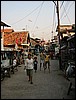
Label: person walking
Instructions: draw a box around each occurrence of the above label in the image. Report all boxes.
[25,54,34,84]
[44,53,50,73]
[33,56,38,73]
[40,51,45,71]
[13,56,18,71]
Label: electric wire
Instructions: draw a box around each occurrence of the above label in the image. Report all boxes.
[62,4,71,24]
[61,1,75,20]
[31,1,44,37]
[60,1,70,19]
[11,1,45,25]
[60,1,64,9]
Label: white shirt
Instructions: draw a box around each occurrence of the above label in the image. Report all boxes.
[13,59,16,66]
[25,58,33,69]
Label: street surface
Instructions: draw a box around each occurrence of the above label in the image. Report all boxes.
[1,55,75,99]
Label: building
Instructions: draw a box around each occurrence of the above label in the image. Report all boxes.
[1,21,11,51]
[56,24,75,70]
[1,28,30,51]
[56,24,75,39]
[1,28,14,33]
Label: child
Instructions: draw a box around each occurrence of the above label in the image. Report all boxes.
[44,53,50,73]
[33,56,38,73]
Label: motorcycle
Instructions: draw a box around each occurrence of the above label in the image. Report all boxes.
[1,62,11,80]
[3,67,11,78]
[66,62,75,78]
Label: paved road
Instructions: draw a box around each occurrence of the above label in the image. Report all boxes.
[1,56,75,99]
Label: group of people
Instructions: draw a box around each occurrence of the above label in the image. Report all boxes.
[40,51,51,73]
[24,51,51,84]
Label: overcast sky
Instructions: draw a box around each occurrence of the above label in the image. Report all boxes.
[1,1,75,41]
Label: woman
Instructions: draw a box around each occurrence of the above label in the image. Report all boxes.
[25,54,34,84]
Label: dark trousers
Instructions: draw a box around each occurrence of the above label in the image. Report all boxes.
[44,61,50,73]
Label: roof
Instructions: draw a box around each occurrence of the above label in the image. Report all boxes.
[35,38,41,40]
[30,38,39,46]
[30,38,40,43]
[56,24,75,32]
[56,25,72,32]
[1,21,11,27]
[4,31,29,46]
[1,29,14,33]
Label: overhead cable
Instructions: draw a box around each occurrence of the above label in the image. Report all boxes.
[60,1,70,19]
[11,1,44,25]
[62,4,71,24]
[62,1,75,19]
[31,1,44,36]
[60,1,64,9]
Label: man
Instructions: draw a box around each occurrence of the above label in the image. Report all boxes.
[25,54,34,84]
[40,51,45,71]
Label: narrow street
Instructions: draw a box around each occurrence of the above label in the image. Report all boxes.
[1,1,75,99]
[1,55,75,99]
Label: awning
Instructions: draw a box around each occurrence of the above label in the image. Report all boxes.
[1,21,11,27]
[21,43,29,46]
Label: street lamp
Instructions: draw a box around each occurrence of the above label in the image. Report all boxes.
[52,1,60,46]
[28,19,32,32]
[28,19,32,22]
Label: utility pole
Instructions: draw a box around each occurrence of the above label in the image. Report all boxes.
[2,26,4,50]
[56,1,60,45]
[56,1,61,69]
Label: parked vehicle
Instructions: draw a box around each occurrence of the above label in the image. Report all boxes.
[1,51,11,78]
[1,62,5,81]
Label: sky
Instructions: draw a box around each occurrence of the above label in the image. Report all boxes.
[1,1,75,42]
